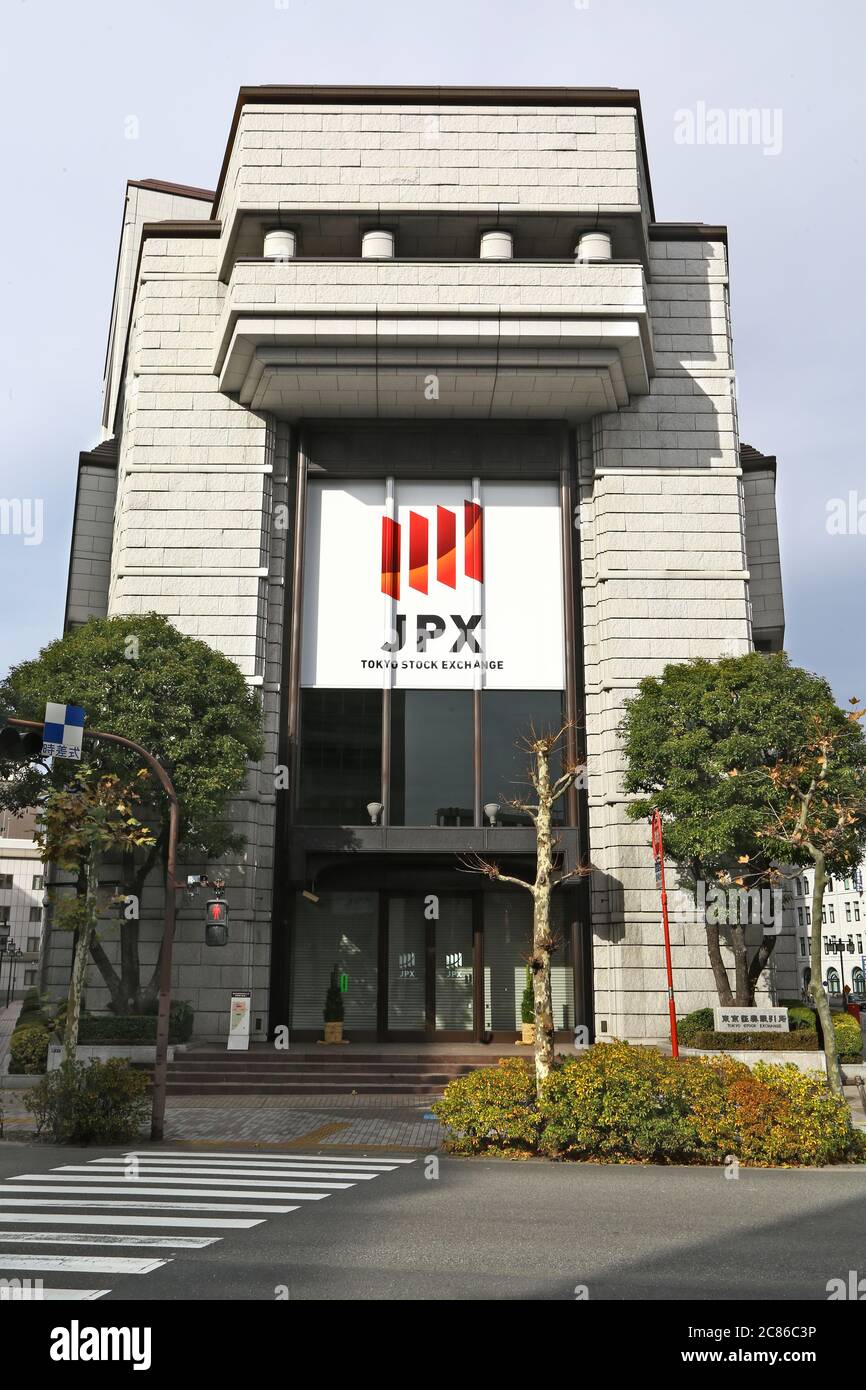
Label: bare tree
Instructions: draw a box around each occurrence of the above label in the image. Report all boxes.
[462,725,588,1092]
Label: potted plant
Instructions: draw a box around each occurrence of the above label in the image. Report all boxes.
[519,964,535,1045]
[323,964,345,1044]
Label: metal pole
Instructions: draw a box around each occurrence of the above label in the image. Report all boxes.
[651,810,679,1059]
[6,718,180,1141]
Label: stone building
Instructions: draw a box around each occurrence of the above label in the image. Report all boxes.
[47,85,790,1043]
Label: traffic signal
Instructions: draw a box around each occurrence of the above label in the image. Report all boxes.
[0,722,43,762]
[205,898,228,947]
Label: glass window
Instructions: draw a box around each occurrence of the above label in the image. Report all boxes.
[482,691,565,826]
[0,907,10,925]
[830,904,836,923]
[296,689,383,825]
[26,937,39,953]
[805,908,811,926]
[846,903,853,923]
[31,875,43,891]
[290,890,378,1030]
[23,970,35,987]
[0,874,12,890]
[483,891,574,1031]
[797,907,804,926]
[390,690,473,826]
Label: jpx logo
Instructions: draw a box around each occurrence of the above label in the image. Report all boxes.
[381,501,484,654]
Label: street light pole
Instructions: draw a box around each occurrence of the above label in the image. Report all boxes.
[6,717,180,1141]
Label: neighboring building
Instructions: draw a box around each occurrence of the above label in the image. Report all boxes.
[0,807,44,1001]
[46,85,788,1044]
[790,861,866,1000]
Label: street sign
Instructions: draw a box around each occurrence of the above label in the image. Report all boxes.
[713,1006,789,1034]
[227,990,252,1051]
[41,702,85,760]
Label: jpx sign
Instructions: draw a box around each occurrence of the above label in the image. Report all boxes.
[300,479,565,690]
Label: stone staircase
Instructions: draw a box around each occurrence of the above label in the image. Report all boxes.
[163,1047,515,1097]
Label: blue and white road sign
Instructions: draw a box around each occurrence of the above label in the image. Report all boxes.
[42,702,85,760]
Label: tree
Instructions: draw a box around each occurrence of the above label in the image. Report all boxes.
[463,726,586,1092]
[0,614,263,1012]
[755,694,866,1095]
[38,769,155,1062]
[621,653,846,1008]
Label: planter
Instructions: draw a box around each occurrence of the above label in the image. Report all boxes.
[322,1022,344,1044]
[519,1022,536,1046]
[47,1044,183,1071]
[681,1047,827,1073]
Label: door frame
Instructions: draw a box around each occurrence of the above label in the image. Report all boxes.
[384,889,481,1042]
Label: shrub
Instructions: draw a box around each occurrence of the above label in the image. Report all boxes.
[676,1008,715,1045]
[833,1011,863,1060]
[686,1059,861,1167]
[24,1058,150,1145]
[8,1025,50,1074]
[433,1057,540,1155]
[688,1030,819,1051]
[539,1042,702,1163]
[787,1005,817,1032]
[77,1002,193,1045]
[521,966,534,1026]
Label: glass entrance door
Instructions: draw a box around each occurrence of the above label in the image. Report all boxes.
[387,895,475,1038]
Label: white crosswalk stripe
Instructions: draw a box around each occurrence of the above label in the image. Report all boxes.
[56,1164,388,1179]
[14,1172,355,1190]
[0,1148,415,1300]
[0,1189,319,1207]
[0,1232,218,1249]
[0,1255,168,1275]
[0,1287,110,1301]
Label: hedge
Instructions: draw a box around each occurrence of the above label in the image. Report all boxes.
[434,1041,865,1167]
[688,1030,819,1051]
[77,1001,194,1045]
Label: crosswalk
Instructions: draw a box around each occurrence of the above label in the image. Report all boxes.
[0,1148,416,1300]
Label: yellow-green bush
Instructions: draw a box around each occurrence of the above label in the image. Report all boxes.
[539,1043,703,1163]
[433,1041,865,1166]
[9,1025,50,1075]
[833,1011,863,1060]
[432,1057,539,1155]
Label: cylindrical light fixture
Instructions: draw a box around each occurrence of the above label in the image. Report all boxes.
[480,229,513,260]
[263,228,297,260]
[361,229,395,259]
[575,230,612,262]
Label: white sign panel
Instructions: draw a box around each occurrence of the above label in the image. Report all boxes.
[301,479,565,690]
[42,703,84,760]
[713,1006,790,1034]
[227,990,252,1051]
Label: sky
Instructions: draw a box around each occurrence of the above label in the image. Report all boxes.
[0,0,863,700]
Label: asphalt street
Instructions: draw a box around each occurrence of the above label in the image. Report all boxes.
[0,1141,864,1301]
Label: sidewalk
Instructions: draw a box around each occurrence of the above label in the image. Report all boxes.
[0,1087,444,1151]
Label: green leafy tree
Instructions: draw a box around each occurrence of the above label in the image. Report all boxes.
[757,695,866,1094]
[38,768,155,1062]
[621,654,866,1036]
[0,614,263,1013]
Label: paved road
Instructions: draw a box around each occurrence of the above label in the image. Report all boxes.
[0,1142,865,1300]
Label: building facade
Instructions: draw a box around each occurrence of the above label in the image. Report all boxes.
[791,860,866,1000]
[0,807,44,1002]
[47,85,789,1044]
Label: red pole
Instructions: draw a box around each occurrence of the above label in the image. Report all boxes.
[8,717,179,1139]
[651,809,679,1059]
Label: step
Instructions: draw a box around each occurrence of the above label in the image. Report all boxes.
[164,1081,448,1096]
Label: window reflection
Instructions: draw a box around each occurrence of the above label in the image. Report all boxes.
[482,691,565,825]
[390,690,474,825]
